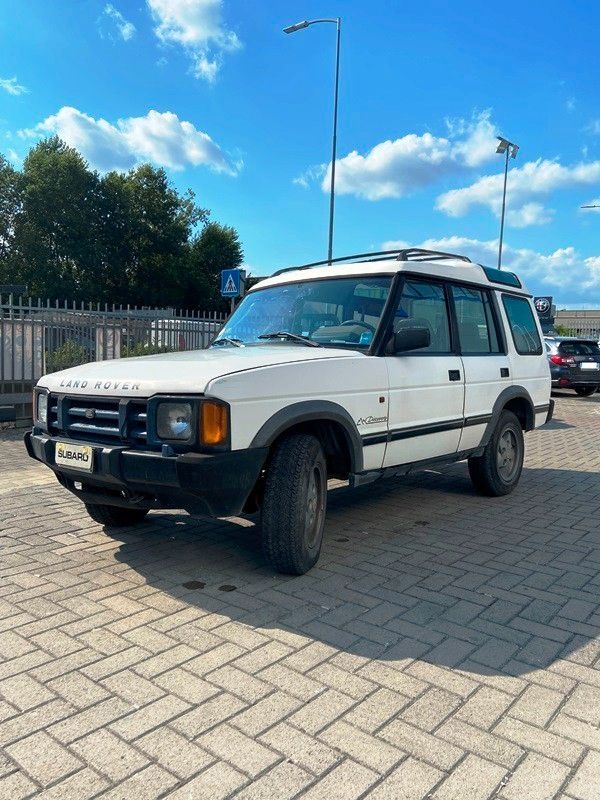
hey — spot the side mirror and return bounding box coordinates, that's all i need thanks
[393,327,430,354]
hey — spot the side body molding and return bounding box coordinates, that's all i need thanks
[249,400,364,474]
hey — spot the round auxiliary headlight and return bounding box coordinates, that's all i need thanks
[157,402,193,440]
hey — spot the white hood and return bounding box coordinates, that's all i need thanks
[38,345,361,398]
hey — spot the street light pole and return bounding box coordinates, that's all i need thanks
[495,136,519,269]
[284,17,342,264]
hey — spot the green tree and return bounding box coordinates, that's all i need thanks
[10,137,101,298]
[180,222,244,310]
[0,137,243,309]
[0,155,23,276]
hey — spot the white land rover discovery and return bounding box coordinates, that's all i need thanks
[26,248,553,575]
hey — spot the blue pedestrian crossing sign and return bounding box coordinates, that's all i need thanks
[220,268,241,297]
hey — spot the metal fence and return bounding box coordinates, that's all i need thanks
[0,296,225,424]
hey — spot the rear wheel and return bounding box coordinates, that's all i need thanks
[468,410,524,497]
[261,433,327,575]
[574,386,597,397]
[85,503,149,527]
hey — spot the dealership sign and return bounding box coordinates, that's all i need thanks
[534,296,553,320]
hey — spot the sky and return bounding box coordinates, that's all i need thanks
[1,0,599,306]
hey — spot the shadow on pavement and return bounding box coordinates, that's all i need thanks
[111,460,600,680]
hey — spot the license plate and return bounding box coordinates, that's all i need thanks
[55,442,94,472]
[580,362,599,370]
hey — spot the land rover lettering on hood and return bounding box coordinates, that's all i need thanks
[26,248,552,575]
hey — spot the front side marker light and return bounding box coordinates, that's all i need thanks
[201,401,228,446]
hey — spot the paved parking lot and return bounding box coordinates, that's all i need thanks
[1,393,600,799]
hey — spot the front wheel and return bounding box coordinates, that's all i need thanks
[468,410,524,497]
[574,386,597,397]
[85,503,149,527]
[261,434,327,575]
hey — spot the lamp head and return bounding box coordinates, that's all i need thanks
[283,20,310,33]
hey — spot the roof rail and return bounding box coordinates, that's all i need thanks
[271,248,471,277]
[396,248,471,264]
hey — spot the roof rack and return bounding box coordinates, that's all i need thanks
[272,248,471,277]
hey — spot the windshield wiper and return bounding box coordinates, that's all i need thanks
[211,337,244,348]
[258,331,321,347]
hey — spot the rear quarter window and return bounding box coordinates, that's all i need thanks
[502,295,543,355]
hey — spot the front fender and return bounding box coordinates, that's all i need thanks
[249,400,364,473]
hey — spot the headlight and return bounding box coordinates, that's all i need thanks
[157,402,193,441]
[36,392,48,426]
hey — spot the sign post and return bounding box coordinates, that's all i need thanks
[220,269,246,316]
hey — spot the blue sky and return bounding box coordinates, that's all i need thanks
[1,0,599,305]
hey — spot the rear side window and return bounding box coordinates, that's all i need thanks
[451,286,501,354]
[502,296,543,355]
[558,341,600,357]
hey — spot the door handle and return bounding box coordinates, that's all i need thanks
[500,367,510,378]
[448,370,461,381]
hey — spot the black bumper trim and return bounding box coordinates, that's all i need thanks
[24,431,268,517]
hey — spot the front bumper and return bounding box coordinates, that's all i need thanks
[25,431,268,517]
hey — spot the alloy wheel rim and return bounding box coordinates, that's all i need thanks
[497,428,520,481]
[305,467,323,548]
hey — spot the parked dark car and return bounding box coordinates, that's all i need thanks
[545,336,600,396]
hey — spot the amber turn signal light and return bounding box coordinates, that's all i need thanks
[201,401,229,446]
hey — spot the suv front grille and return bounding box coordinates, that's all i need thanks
[48,395,148,446]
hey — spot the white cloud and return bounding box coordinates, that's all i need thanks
[296,111,498,200]
[586,119,600,135]
[19,106,239,175]
[0,76,28,96]
[436,158,600,227]
[382,235,600,293]
[147,0,241,82]
[98,4,136,42]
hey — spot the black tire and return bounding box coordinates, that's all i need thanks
[574,386,597,397]
[85,503,149,527]
[261,434,327,575]
[468,410,524,497]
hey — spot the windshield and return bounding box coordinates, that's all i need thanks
[558,340,600,356]
[213,276,392,348]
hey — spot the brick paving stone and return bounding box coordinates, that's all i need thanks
[197,723,280,777]
[379,719,464,771]
[5,730,83,787]
[0,674,55,710]
[298,759,378,800]
[70,728,150,781]
[319,719,404,773]
[28,768,110,800]
[367,756,444,799]
[437,718,523,769]
[92,763,178,799]
[493,717,584,766]
[500,753,570,800]
[260,721,343,775]
[454,687,514,730]
[229,691,302,737]
[434,754,507,800]
[0,770,40,800]
[47,671,111,709]
[566,750,600,800]
[234,760,313,799]
[136,726,214,780]
[508,685,564,726]
[562,684,600,726]
[164,762,247,799]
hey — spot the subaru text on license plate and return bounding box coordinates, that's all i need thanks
[55,442,94,472]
